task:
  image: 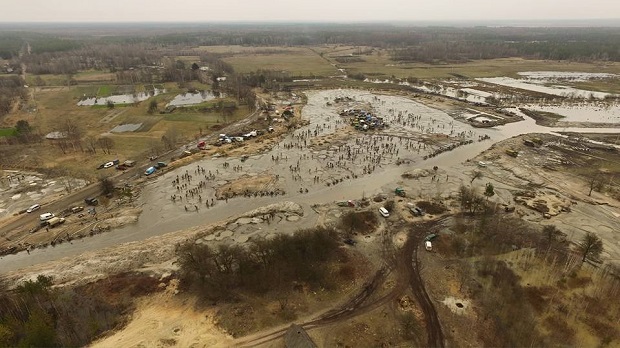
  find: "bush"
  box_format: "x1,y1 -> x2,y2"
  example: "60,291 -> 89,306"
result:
177,227 -> 341,301
338,211 -> 378,236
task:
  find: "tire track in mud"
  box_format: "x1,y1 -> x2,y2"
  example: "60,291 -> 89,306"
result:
407,225 -> 445,347
235,222 -> 444,347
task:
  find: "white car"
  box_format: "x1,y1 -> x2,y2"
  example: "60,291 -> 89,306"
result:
379,207 -> 390,218
477,161 -> 487,167
103,161 -> 114,168
26,204 -> 41,213
39,212 -> 55,221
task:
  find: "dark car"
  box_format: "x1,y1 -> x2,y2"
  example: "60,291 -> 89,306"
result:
84,197 -> 99,206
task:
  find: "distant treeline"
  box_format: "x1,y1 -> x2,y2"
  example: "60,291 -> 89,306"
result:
0,32 -> 80,59
144,26 -> 620,62
2,25 -> 619,68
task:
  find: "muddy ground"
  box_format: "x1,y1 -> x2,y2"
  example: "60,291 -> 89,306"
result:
2,89 -> 620,347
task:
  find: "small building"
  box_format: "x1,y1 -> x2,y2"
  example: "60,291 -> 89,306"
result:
284,324 -> 317,348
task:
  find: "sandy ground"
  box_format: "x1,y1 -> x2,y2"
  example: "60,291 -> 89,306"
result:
91,279 -> 234,348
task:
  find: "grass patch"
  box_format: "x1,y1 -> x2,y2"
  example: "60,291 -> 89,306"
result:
73,70 -> 116,83
97,85 -> 112,96
519,108 -> 565,126
571,79 -> 620,94
0,127 -> 17,137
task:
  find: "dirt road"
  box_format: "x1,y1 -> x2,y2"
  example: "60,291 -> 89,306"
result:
234,222 -> 444,347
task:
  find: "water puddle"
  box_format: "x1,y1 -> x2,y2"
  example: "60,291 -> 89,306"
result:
77,88 -> 164,106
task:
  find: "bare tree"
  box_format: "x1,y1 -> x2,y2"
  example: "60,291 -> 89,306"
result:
577,232 -> 603,262
161,127 -> 180,150
99,176 -> 115,196
459,185 -> 486,215
148,138 -> 163,157
587,173 -> 605,196
85,136 -> 98,154
98,137 -> 114,155
61,119 -> 84,152
470,170 -> 483,184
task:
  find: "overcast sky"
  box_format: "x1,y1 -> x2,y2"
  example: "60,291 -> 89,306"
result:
1,0 -> 619,23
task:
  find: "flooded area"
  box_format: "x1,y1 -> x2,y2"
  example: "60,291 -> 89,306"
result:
77,88 -> 164,106
166,90 -> 221,107
4,88 -> 620,272
523,103 -> 620,124
478,76 -> 616,99
516,71 -> 617,81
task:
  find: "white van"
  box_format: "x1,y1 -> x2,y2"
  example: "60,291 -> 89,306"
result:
425,241 -> 433,251
379,207 -> 390,218
39,212 -> 55,221
26,204 -> 41,213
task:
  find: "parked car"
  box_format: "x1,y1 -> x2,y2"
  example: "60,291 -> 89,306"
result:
84,197 -> 99,206
477,161 -> 487,167
26,204 -> 41,213
425,241 -> 433,251
145,166 -> 157,175
410,207 -> 425,217
379,207 -> 390,218
123,160 -> 136,167
39,212 -> 55,221
71,206 -> 84,213
103,161 -> 114,169
155,161 -> 167,169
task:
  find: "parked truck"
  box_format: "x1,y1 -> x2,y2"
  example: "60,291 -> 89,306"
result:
47,217 -> 66,228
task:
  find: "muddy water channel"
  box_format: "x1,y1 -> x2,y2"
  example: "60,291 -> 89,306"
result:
4,89 -> 620,272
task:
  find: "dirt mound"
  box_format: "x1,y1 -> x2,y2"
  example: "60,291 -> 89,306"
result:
215,174 -> 279,199
514,190 -> 571,216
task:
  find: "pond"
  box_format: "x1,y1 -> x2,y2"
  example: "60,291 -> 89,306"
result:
166,90 -> 222,107
77,88 -> 164,106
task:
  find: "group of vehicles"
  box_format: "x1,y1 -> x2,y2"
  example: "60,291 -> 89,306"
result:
144,161 -> 167,176
97,159 -> 136,171
24,198 -> 94,231
215,130 -> 261,145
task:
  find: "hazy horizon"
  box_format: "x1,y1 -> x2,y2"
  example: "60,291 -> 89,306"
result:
2,0 -> 620,24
